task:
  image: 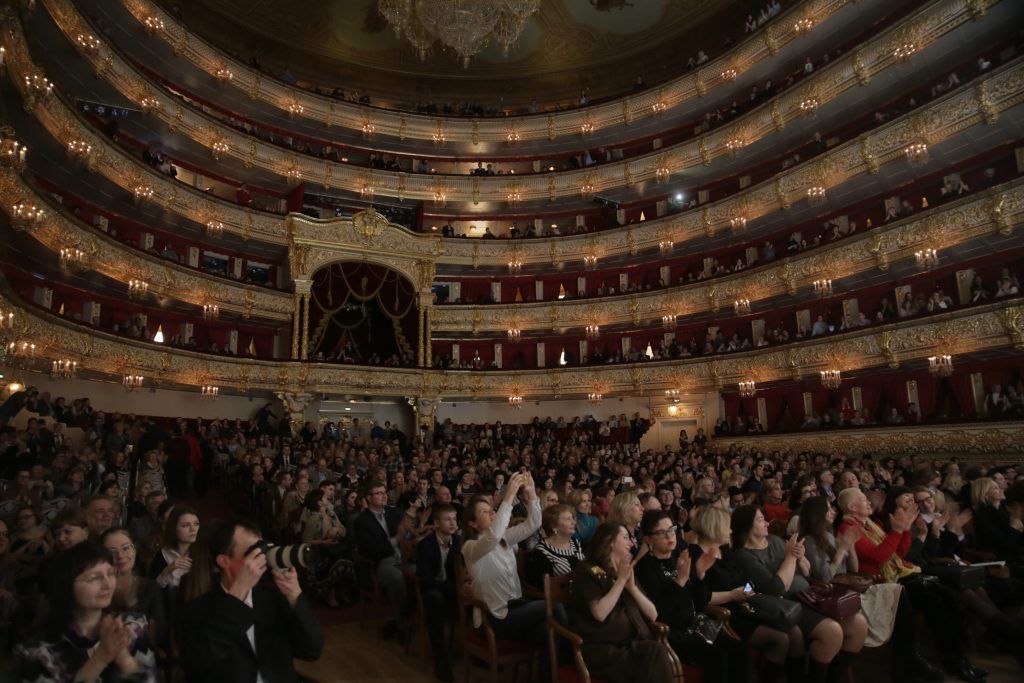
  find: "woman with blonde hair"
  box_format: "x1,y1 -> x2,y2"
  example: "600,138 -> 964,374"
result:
606,491 -> 644,550
568,488 -> 598,544
688,506 -> 791,682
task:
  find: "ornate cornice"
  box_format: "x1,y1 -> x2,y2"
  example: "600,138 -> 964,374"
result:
1,286 -> 1020,400
0,170 -> 293,320
38,0 -> 995,203
6,7 -> 1021,265
712,422 -> 1024,456
432,180 -> 1023,332
117,0 -> 853,143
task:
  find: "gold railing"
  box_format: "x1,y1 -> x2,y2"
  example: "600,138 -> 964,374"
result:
1,283 -> 1020,400
712,421 -> 1024,456
6,4 -> 1022,269
0,169 -> 293,320
118,0 -> 854,142
39,0 -> 997,203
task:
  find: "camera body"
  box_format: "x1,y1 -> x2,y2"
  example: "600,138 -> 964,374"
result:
246,540 -> 314,571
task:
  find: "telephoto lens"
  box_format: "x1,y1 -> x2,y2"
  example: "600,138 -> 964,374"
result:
263,543 -> 315,571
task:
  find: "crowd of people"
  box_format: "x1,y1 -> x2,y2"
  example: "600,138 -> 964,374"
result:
0,385 -> 1021,682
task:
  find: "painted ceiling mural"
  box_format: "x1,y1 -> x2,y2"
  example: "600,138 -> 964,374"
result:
157,0 -> 737,103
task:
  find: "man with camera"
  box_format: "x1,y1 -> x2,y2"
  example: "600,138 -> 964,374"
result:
180,519 -> 324,683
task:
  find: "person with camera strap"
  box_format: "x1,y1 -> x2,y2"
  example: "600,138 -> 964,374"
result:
179,519 -> 324,683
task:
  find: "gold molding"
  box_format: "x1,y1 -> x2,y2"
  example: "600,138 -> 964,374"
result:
432,180 -> 1023,332
117,0 -> 852,143
1,286 -> 1019,401
0,170 -> 293,320
36,0 -> 997,203
713,421 -> 1024,456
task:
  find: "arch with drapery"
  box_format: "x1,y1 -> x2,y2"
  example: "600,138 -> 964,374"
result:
307,262 -> 419,364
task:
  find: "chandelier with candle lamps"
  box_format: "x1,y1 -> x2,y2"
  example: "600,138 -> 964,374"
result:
379,0 -> 540,67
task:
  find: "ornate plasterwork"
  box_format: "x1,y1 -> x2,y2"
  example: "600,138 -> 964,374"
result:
5,9 -> 1021,266
2,285 -> 1020,401
116,0 -> 855,143
432,181 -> 1024,332
0,170 -> 293,320
286,211 -> 430,289
713,422 -> 1024,456
37,0 -> 1002,203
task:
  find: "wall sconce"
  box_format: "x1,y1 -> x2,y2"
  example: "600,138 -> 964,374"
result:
734,299 -> 751,315
739,381 -> 756,397
820,369 -> 842,389
813,279 -> 833,296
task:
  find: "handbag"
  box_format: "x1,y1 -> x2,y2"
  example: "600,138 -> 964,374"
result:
740,594 -> 802,631
831,573 -> 874,594
797,584 -> 862,621
686,612 -> 722,644
923,564 -> 987,590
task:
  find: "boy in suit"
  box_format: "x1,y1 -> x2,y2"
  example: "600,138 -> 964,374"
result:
416,504 -> 461,682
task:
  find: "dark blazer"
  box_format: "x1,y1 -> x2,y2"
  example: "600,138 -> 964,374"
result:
179,583 -> 324,683
416,532 -> 462,591
353,507 -> 405,564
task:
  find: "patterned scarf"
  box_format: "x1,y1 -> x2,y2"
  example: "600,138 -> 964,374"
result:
859,517 -> 920,583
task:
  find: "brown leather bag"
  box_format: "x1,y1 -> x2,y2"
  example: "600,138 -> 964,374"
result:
831,573 -> 874,594
797,584 -> 861,621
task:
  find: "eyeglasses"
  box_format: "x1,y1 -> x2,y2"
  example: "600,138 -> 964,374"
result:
649,525 -> 679,538
106,542 -> 134,555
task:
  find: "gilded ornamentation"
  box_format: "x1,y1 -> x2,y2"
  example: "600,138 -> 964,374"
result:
351,208 -> 390,239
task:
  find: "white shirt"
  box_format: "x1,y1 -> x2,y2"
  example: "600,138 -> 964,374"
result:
462,498 -> 542,626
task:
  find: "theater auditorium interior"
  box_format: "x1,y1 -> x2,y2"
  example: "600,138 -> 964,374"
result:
0,0 -> 1023,681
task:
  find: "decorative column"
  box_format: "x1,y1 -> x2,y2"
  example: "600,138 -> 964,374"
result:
418,291 -> 434,367
295,279 -> 312,360
290,290 -> 301,360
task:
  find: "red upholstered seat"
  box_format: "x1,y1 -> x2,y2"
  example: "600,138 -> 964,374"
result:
464,630 -> 534,656
683,664 -> 704,683
556,665 -> 609,683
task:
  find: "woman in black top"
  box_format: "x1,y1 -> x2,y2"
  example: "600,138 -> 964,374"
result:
690,506 -> 791,682
636,510 -> 750,683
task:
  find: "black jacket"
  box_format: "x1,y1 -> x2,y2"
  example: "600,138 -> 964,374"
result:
353,507 -> 405,564
416,532 -> 462,591
179,583 -> 323,683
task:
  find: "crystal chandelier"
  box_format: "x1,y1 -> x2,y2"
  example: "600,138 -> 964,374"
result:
123,374 -> 144,391
380,0 -> 540,67
820,369 -> 842,390
928,355 -> 953,377
738,381 -> 756,397
51,359 -> 78,380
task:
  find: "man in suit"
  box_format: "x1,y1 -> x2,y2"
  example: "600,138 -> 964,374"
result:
353,480 -> 414,639
180,518 -> 324,683
415,504 -> 461,682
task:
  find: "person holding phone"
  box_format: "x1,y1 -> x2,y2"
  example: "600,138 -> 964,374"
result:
689,507 -> 791,682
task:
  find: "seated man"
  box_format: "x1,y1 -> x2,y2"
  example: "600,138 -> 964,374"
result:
415,504 -> 462,682
353,480 -> 415,639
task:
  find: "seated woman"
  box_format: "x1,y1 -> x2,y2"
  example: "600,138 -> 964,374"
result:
526,503 -> 584,588
8,505 -> 50,594
732,505 -> 867,683
568,488 -> 598,544
100,528 -> 167,651
606,491 -> 645,552
14,541 -> 157,683
635,510 -> 749,683
461,472 -> 553,668
971,476 -> 1022,569
797,497 -> 938,681
147,505 -> 199,592
568,522 -> 675,683
882,486 -> 1023,667
299,489 -> 356,607
836,487 -> 986,683
689,506 -> 792,682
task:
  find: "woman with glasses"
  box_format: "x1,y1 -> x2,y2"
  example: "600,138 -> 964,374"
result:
100,527 -> 166,649
14,541 -> 157,683
636,510 -> 749,682
568,522 -> 674,683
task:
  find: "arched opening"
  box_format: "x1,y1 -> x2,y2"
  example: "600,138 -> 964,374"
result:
307,262 -> 419,366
